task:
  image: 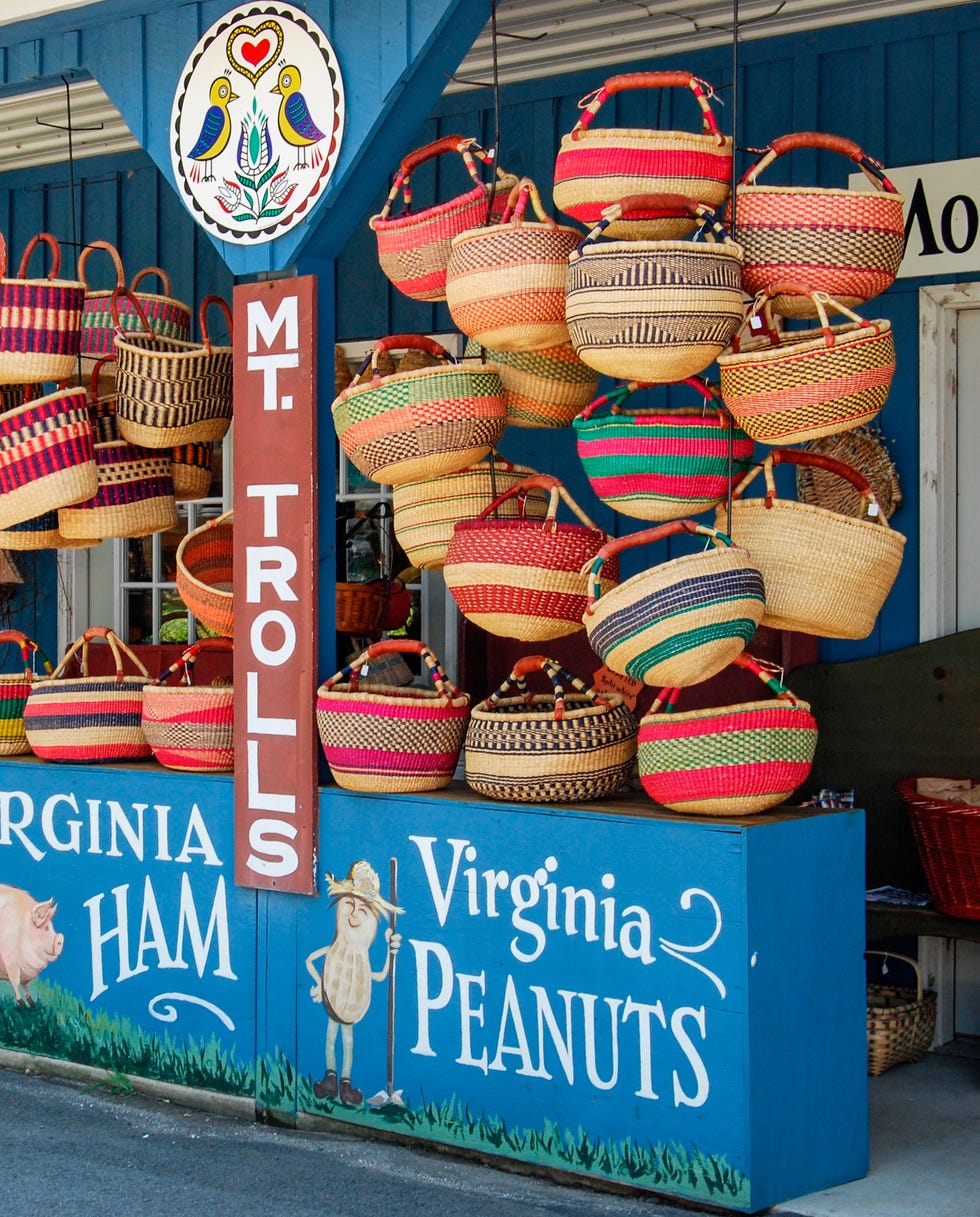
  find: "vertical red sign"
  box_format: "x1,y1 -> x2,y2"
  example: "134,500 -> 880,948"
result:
232,276 -> 318,893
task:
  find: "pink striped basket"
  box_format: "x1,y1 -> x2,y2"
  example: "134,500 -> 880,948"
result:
0,232 -> 84,384
141,637 -> 233,773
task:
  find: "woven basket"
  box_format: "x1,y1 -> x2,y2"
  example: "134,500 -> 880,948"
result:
897,776 -> 980,920
583,519 -> 765,687
637,652 -> 817,815
392,453 -> 545,570
465,655 -> 637,803
444,474 -> 619,642
332,334 -> 507,486
463,338 -> 598,429
0,511 -> 96,551
171,442 -> 214,501
0,629 -> 52,757
369,135 -> 517,303
866,950 -> 937,1075
446,177 -> 581,351
574,375 -> 754,521
797,427 -> 902,520
141,637 -> 234,773
566,193 -> 745,382
316,639 -> 471,792
553,70 -> 733,240
0,232 -> 84,384
176,510 -> 233,638
718,449 -> 905,639
23,626 -> 152,762
730,131 -> 905,318
114,291 -> 233,447
58,439 -> 177,541
718,285 -> 896,445
0,385 -> 98,530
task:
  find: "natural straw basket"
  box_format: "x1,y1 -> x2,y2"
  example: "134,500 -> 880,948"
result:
896,776 -> 980,920
176,510 -> 233,638
443,474 -> 619,642
465,655 -> 637,803
0,232 -> 84,384
463,339 -> 599,429
796,427 -> 902,521
866,950 -> 937,1076
171,442 -> 214,501
0,629 -> 52,757
316,639 -> 471,793
717,285 -> 896,445
574,375 -> 754,521
583,519 -> 765,687
369,135 -> 517,303
566,193 -> 745,382
113,291 -> 233,447
141,637 -> 234,773
717,449 -> 906,639
331,334 -> 506,486
637,652 -> 818,815
0,510 -> 97,551
446,177 -> 581,351
729,131 -> 906,318
553,70 -> 733,240
23,625 -> 153,762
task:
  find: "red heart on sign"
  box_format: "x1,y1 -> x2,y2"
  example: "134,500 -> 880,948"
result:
241,38 -> 270,66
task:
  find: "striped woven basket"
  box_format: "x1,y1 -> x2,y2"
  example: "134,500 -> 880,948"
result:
369,135 -> 517,303
23,626 -> 153,762
316,640 -> 471,793
729,131 -> 905,318
718,285 -> 896,445
392,453 -> 545,570
176,510 -> 233,638
553,70 -> 733,240
574,376 -> 754,521
866,950 -> 938,1075
465,655 -> 637,803
566,193 -> 745,382
332,334 -> 506,486
444,474 -> 619,642
141,637 -> 234,773
0,232 -> 84,384
463,339 -> 598,429
114,291 -> 233,447
171,442 -> 214,501
446,177 -> 581,351
637,653 -> 818,815
583,519 -> 765,687
0,385 -> 98,530
0,629 -> 52,757
717,449 -> 906,639
0,510 -> 97,551
58,440 -> 177,541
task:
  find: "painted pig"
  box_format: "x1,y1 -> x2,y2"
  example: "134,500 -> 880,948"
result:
0,884 -> 64,1005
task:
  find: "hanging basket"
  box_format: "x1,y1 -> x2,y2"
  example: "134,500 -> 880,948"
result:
114,291 -> 233,447
141,637 -> 234,773
866,950 -> 937,1076
369,135 -> 517,303
729,131 -> 906,317
796,427 -> 902,521
0,510 -> 96,551
171,442 -> 214,501
444,473 -> 619,642
566,193 -> 745,382
446,177 -> 581,351
574,375 -> 754,521
717,449 -> 906,639
176,510 -> 233,638
465,655 -> 637,803
637,652 -> 818,815
23,626 -> 153,762
463,338 -> 599,429
316,639 -> 471,793
0,232 -> 84,384
896,776 -> 980,920
0,629 -> 52,757
583,519 -> 765,687
717,285 -> 896,445
553,70 -> 733,240
331,334 -> 506,486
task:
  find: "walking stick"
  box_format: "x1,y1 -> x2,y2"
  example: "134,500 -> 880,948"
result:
386,856 -> 400,1103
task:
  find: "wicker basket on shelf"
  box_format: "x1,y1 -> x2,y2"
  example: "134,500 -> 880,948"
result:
896,776 -> 980,920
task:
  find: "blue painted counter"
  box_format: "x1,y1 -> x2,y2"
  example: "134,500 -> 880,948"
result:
0,759 -> 867,1212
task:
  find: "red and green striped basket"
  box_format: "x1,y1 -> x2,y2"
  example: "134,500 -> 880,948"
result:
0,629 -> 52,756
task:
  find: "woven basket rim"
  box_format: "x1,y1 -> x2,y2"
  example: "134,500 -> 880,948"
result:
449,221 -> 583,248
570,238 -> 743,259
640,696 -> 813,726
727,495 -> 907,543
114,332 -> 232,360
370,178 -> 516,232
32,674 -> 150,689
334,359 -> 503,404
560,128 -> 735,147
85,288 -> 191,311
896,774 -> 980,815
317,682 -> 470,710
0,384 -> 86,424
452,517 -> 605,539
736,183 -> 905,202
2,275 -> 84,291
143,684 -> 234,699
593,543 -> 747,604
471,691 -> 628,722
719,319 -> 893,367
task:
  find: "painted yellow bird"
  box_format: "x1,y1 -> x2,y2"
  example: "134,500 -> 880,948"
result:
188,76 -> 239,182
271,64 -> 327,168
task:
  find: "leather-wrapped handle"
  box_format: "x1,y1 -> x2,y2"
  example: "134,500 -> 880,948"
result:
77,240 -> 125,290
741,131 -> 899,193
18,232 -> 65,280
130,266 -> 174,296
398,135 -> 470,176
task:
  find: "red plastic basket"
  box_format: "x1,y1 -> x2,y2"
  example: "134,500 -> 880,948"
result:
896,776 -> 980,920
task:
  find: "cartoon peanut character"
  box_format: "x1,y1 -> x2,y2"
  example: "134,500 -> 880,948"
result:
305,860 -> 402,1106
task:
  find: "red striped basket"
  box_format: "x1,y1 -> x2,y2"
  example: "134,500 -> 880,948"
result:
176,510 -> 234,638
637,653 -> 818,815
141,637 -> 234,773
574,376 -> 754,521
316,640 -> 471,792
0,232 -> 84,384
463,339 -> 599,429
0,629 -> 52,757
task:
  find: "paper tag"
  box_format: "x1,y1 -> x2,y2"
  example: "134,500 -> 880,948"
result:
591,664 -> 643,711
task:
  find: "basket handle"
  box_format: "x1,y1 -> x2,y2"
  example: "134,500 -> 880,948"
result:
728,284 -> 880,353
0,628 -> 52,677
577,374 -> 728,422
649,652 -> 802,713
326,638 -> 466,703
52,625 -> 151,683
17,232 -> 65,281
739,131 -> 900,193
499,177 -> 558,227
373,136 -> 497,221
110,286 -> 156,338
199,294 -> 233,353
129,266 -> 174,297
576,194 -> 737,252
584,520 -> 732,609
476,473 -> 601,532
77,240 -> 126,291
152,635 -> 234,686
478,655 -> 615,720
865,950 -> 924,1002
571,71 -> 725,142
729,449 -> 886,522
88,356 -> 117,401
347,334 -> 456,386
